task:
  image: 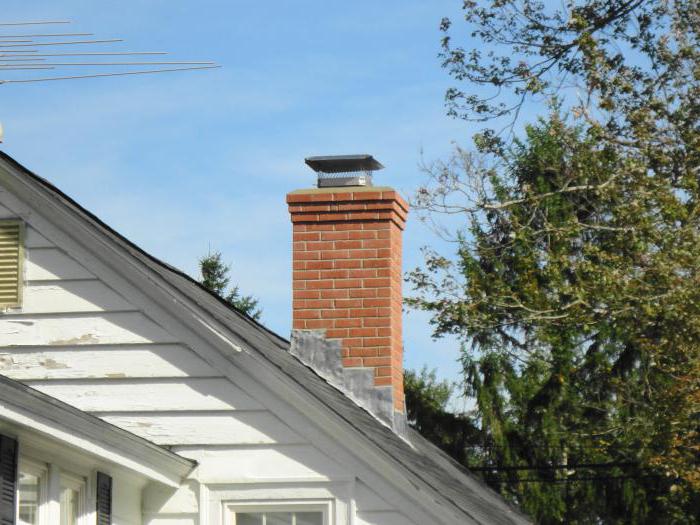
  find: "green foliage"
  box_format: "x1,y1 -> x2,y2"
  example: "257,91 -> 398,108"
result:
410,113 -> 700,522
404,368 -> 482,464
199,251 -> 262,321
406,2 -> 700,522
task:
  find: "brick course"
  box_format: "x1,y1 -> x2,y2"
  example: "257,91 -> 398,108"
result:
288,187 -> 408,412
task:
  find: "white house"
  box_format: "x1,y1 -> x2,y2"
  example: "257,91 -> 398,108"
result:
0,151 -> 529,525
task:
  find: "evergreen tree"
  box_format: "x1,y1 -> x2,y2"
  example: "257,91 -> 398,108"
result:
404,368 -> 483,465
199,251 -> 262,321
409,113 -> 700,523
405,1 -> 699,522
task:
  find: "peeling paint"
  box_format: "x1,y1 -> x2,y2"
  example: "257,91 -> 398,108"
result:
105,372 -> 126,378
49,333 -> 100,346
40,358 -> 69,370
0,354 -> 15,368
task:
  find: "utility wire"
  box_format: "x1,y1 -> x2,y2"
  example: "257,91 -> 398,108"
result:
0,33 -> 92,38
469,461 -> 639,472
0,39 -> 123,48
485,474 -> 665,484
0,61 -> 216,67
0,52 -> 167,57
0,21 -> 70,26
0,65 -> 221,84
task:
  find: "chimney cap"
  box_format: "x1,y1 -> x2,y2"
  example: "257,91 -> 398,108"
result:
305,154 -> 384,174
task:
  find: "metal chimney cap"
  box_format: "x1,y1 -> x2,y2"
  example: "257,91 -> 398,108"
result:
305,154 -> 384,174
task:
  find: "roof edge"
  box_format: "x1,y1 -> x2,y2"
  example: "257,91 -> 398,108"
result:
0,374 -> 194,487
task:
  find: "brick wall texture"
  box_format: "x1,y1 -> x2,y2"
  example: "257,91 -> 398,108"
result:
287,187 -> 408,413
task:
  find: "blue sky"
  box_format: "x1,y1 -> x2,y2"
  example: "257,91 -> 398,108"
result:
1,1 -> 478,401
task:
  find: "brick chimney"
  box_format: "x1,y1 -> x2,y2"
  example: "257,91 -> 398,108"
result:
287,155 -> 408,425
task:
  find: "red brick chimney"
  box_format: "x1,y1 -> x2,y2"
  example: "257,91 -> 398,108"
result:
287,155 -> 408,417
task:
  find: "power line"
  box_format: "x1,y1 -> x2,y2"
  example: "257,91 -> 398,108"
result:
0,65 -> 221,84
0,52 -> 167,57
0,39 -> 123,48
469,461 -> 639,472
0,33 -> 93,38
484,474 -> 665,484
0,61 -> 217,67
0,21 -> 70,26
0,66 -> 54,71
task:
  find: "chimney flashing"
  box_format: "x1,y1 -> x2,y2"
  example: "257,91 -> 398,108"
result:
290,330 -> 406,433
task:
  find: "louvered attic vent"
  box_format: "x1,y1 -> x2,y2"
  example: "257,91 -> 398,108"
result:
0,220 -> 23,308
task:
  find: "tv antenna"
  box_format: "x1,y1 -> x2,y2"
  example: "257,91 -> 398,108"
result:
0,19 -> 220,142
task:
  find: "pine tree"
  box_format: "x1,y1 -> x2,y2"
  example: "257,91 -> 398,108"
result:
199,251 -> 262,321
409,113 -> 700,523
405,2 -> 700,521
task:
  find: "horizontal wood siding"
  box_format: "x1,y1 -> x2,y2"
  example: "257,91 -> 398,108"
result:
26,378 -> 263,411
0,312 -> 176,346
113,474 -> 142,525
24,227 -> 54,249
98,413 -> 303,446
0,345 -> 219,379
171,445 -> 347,483
26,247 -> 95,280
0,215 -> 307,453
357,512 -> 418,525
22,280 -> 134,314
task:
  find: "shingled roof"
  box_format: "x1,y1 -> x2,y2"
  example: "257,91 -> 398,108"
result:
0,151 -> 530,525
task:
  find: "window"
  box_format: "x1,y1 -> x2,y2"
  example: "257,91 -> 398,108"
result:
233,511 -> 324,525
0,220 -> 24,308
17,460 -> 46,525
60,473 -> 86,525
15,458 -> 87,525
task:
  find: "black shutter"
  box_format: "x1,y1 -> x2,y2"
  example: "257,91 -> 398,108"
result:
96,471 -> 112,525
0,434 -> 18,525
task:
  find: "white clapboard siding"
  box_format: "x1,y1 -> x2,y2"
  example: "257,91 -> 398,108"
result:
22,280 -> 134,314
0,312 -> 175,346
25,247 -> 95,280
357,512 -> 417,525
355,481 -> 394,512
24,226 -> 54,249
143,481 -> 199,515
0,203 -> 17,219
26,378 -> 262,412
172,445 -> 347,483
113,475 -> 144,525
0,345 -> 217,379
100,413 -> 304,446
143,516 -> 197,525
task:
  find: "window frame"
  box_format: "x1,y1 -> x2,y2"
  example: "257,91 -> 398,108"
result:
226,501 -> 330,525
16,454 -> 89,525
16,458 -> 48,525
59,471 -> 88,525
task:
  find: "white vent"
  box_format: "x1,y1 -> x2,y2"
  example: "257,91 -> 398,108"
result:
0,220 -> 23,308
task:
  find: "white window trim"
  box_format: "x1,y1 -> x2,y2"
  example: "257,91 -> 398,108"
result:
17,455 -> 90,525
59,471 -> 89,525
206,481 -> 352,525
16,458 -> 48,525
225,500 -> 331,525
